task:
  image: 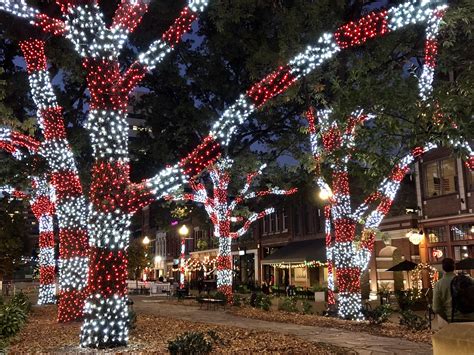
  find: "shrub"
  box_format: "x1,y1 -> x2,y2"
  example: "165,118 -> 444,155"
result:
168,331 -> 213,355
366,304 -> 393,325
302,300 -> 313,315
399,310 -> 428,331
10,292 -> 31,313
232,295 -> 242,307
255,294 -> 271,311
278,297 -> 298,313
127,309 -> 137,330
235,285 -> 249,294
0,304 -> 27,338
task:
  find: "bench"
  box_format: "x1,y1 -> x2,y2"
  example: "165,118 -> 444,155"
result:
197,298 -> 226,311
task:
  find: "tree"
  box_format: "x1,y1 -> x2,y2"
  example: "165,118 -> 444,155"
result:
0,196 -> 29,281
127,238 -> 151,286
170,157 -> 296,302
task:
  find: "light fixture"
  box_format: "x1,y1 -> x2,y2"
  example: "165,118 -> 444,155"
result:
407,230 -> 423,245
154,255 -> 162,264
142,236 -> 150,245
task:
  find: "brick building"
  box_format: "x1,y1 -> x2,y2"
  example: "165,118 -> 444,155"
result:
414,148 -> 474,267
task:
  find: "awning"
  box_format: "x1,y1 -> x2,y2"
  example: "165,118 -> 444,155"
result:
261,239 -> 326,265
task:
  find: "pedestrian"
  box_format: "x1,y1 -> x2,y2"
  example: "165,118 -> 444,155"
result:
433,258 -> 474,327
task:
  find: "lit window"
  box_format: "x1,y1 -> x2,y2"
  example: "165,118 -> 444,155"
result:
450,224 -> 474,241
426,226 -> 448,243
423,158 -> 457,197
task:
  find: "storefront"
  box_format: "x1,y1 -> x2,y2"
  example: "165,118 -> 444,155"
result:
261,239 -> 327,288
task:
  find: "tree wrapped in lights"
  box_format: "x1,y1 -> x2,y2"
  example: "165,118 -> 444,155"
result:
18,39 -> 89,323
0,131 -> 57,305
1,0 -> 210,347
307,107 -> 443,320
170,158 -> 296,302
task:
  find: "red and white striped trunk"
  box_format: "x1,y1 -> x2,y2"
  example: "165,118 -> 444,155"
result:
30,177 -> 57,305
20,39 -> 89,322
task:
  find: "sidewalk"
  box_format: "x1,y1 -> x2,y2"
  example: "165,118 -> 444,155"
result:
132,297 -> 432,355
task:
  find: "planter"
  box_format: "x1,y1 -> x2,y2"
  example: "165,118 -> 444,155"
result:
314,291 -> 325,302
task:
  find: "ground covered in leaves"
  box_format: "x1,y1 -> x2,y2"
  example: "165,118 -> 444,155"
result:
7,306 -> 350,354
230,306 -> 433,344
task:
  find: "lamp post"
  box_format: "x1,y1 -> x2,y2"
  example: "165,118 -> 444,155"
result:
178,225 -> 189,289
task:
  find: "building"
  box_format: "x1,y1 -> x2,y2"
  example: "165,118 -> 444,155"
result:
139,187 -> 329,289
414,148 -> 473,268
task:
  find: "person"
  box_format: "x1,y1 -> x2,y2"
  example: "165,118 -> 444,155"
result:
433,258 -> 456,325
435,258 -> 474,325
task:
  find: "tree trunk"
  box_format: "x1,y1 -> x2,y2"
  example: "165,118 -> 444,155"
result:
216,224 -> 233,303
333,218 -> 364,320
79,59 -> 134,348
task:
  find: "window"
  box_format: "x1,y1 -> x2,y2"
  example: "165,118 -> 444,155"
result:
268,213 -> 274,233
423,158 -> 457,197
274,212 -> 279,233
429,246 -> 447,263
263,215 -> 270,235
453,246 -> 471,261
451,224 -> 474,241
467,169 -> 474,190
425,226 -> 448,243
282,208 -> 288,231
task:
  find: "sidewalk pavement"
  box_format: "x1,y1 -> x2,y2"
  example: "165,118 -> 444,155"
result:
131,296 -> 432,355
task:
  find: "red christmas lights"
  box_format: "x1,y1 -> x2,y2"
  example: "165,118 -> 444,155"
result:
334,10 -> 389,49
112,0 -> 149,33
247,65 -> 297,108
179,136 -> 221,177
162,7 -> 197,46
34,13 -> 66,36
87,248 -> 128,298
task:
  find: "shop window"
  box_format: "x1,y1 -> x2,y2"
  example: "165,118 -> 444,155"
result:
450,224 -> 474,241
426,226 -> 448,243
429,246 -> 447,263
453,245 -> 471,261
423,158 -> 457,197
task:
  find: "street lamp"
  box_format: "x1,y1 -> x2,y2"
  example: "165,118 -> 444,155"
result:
142,236 -> 151,245
178,224 -> 189,237
319,188 -> 333,201
178,224 -> 189,289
